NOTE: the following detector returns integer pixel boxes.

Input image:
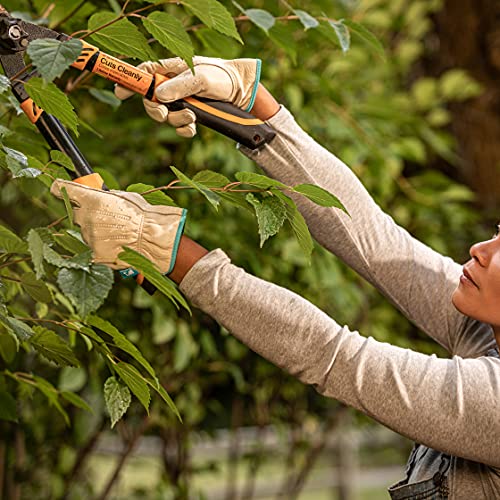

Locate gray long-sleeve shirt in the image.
[179,107,500,498]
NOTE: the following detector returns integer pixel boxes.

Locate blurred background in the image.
[0,0,499,498]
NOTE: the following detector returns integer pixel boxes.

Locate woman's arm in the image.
[176,248,500,468]
[239,87,494,357]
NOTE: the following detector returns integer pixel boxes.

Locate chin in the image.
[451,286,473,317]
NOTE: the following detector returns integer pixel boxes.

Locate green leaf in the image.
[3,146,27,175]
[88,88,122,110]
[144,377,181,422]
[87,315,156,378]
[182,0,242,43]
[171,166,220,210]
[61,391,93,413]
[44,247,93,271]
[21,272,52,303]
[0,225,28,254]
[114,362,151,412]
[27,228,54,279]
[0,75,11,94]
[143,12,194,68]
[54,230,89,255]
[88,12,154,60]
[57,265,114,317]
[235,171,289,190]
[32,375,70,425]
[293,9,319,30]
[274,192,314,263]
[24,78,79,136]
[0,316,35,342]
[12,167,42,179]
[343,20,385,59]
[293,184,348,211]
[0,331,18,364]
[329,20,351,53]
[192,170,230,187]
[246,194,286,247]
[0,391,17,422]
[126,183,177,206]
[60,186,74,229]
[244,9,275,33]
[30,326,80,367]
[104,376,131,428]
[58,366,87,392]
[118,247,190,312]
[50,150,76,172]
[27,38,83,83]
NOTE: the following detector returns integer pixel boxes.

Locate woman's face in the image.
[452,227,500,328]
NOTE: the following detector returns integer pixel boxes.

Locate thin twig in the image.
[53,0,87,29]
[0,258,31,270]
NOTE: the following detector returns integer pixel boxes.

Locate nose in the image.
[469,238,495,266]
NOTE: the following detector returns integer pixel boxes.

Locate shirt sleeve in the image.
[179,249,500,467]
[238,107,495,356]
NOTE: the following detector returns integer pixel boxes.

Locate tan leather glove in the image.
[115,56,261,138]
[50,180,187,275]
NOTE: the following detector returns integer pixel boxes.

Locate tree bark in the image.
[430,0,500,208]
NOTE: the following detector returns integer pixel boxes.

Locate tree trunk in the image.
[430,0,500,208]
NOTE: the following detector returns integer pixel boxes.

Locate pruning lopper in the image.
[0,7,276,294]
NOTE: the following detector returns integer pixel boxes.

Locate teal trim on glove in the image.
[245,59,262,112]
[166,208,188,275]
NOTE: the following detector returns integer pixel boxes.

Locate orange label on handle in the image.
[92,53,153,96]
[20,99,43,123]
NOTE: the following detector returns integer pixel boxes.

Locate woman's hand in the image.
[115,56,280,137]
[50,179,187,275]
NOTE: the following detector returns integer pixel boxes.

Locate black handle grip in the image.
[167,98,276,149]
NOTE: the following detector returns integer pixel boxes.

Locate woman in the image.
[52,57,500,499]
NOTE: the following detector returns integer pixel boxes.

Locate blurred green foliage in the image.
[0,0,489,498]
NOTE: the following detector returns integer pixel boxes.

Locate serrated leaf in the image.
[192,170,230,187]
[21,272,52,303]
[27,38,83,83]
[235,171,289,190]
[24,78,79,135]
[246,194,286,247]
[4,146,27,174]
[57,265,114,317]
[343,20,385,59]
[274,192,313,262]
[87,315,155,378]
[244,9,275,33]
[329,20,350,53]
[114,362,150,412]
[118,247,190,312]
[44,247,92,271]
[61,391,93,413]
[104,376,131,428]
[293,9,319,30]
[88,88,122,110]
[0,391,17,422]
[126,183,177,206]
[88,12,154,60]
[171,166,220,210]
[30,326,80,367]
[182,0,242,43]
[50,150,76,172]
[143,12,194,68]
[0,316,35,342]
[13,167,42,179]
[0,75,10,94]
[293,184,348,211]
[0,225,28,254]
